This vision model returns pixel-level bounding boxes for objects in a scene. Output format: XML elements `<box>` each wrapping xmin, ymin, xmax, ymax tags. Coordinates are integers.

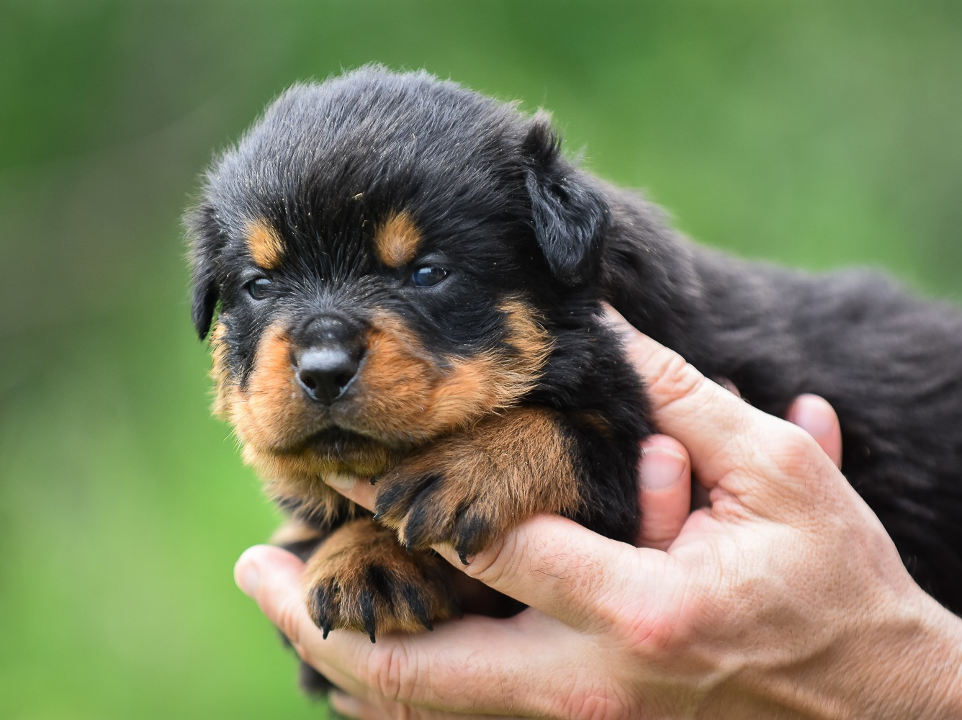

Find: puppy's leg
<box><xmin>373</xmin><ymin>407</ymin><xmax>587</xmax><ymax>561</ymax></box>
<box><xmin>304</xmin><ymin>517</ymin><xmax>458</xmax><ymax>642</ymax></box>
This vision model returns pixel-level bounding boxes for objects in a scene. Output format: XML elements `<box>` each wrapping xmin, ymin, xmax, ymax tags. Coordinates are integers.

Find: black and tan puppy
<box><xmin>187</xmin><ymin>67</ymin><xmax>962</xmax><ymax>661</ymax></box>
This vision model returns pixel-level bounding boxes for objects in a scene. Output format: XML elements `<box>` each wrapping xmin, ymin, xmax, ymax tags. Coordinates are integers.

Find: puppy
<box><xmin>187</xmin><ymin>67</ymin><xmax>962</xmax><ymax>660</ymax></box>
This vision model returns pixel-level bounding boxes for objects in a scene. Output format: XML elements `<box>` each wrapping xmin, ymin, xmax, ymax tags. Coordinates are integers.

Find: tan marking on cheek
<box><xmin>374</xmin><ymin>211</ymin><xmax>422</xmax><ymax>268</ymax></box>
<box><xmin>428</xmin><ymin>299</ymin><xmax>553</xmax><ymax>428</ymax></box>
<box><xmin>245</xmin><ymin>218</ymin><xmax>285</xmax><ymax>269</ymax></box>
<box><xmin>499</xmin><ymin>298</ymin><xmax>554</xmax><ymax>375</ymax></box>
<box><xmin>230</xmin><ymin>326</ymin><xmax>304</xmax><ymax>451</ymax></box>
<box><xmin>349</xmin><ymin>302</ymin><xmax>553</xmax><ymax>443</ymax></box>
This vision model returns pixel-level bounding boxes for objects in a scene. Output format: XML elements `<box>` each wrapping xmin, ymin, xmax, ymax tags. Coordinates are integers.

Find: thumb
<box><xmin>435</xmin><ymin>515</ymin><xmax>675</xmax><ymax>631</ymax></box>
<box><xmin>636</xmin><ymin>436</ymin><xmax>692</xmax><ymax>550</ymax></box>
<box><xmin>234</xmin><ymin>545</ymin><xmax>315</xmax><ymax>650</ymax></box>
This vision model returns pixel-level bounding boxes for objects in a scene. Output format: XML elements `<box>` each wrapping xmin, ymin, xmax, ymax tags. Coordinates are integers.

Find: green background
<box><xmin>2</xmin><ymin>1</ymin><xmax>960</xmax><ymax>718</ymax></box>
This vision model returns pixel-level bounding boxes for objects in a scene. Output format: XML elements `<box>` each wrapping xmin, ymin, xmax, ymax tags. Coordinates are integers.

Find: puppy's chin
<box><xmin>241</xmin><ymin>425</ymin><xmax>399</xmax><ymax>480</ymax></box>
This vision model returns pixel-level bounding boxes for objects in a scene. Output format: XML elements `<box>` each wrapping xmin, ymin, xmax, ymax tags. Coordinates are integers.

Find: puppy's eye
<box><xmin>410</xmin><ymin>265</ymin><xmax>448</xmax><ymax>288</ymax></box>
<box><xmin>244</xmin><ymin>277</ymin><xmax>272</xmax><ymax>300</ymax></box>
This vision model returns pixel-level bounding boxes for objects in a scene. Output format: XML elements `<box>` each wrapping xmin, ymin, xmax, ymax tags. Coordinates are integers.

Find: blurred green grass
<box><xmin>1</xmin><ymin>1</ymin><xmax>961</xmax><ymax>717</ymax></box>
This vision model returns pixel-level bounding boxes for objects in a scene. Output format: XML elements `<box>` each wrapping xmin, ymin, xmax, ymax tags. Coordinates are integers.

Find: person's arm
<box><xmin>234</xmin><ymin>310</ymin><xmax>962</xmax><ymax>719</ymax></box>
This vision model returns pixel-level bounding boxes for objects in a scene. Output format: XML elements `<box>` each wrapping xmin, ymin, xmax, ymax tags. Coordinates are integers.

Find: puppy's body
<box><xmin>188</xmin><ymin>67</ymin><xmax>962</xmax><ymax>663</ymax></box>
<box><xmin>609</xmin><ymin>193</ymin><xmax>962</xmax><ymax>604</ymax></box>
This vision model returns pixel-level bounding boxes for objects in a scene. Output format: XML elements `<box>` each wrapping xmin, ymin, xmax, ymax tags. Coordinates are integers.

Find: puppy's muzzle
<box><xmin>293</xmin><ymin>314</ymin><xmax>366</xmax><ymax>405</ymax></box>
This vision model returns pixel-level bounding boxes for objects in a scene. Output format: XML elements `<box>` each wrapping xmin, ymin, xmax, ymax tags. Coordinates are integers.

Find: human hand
<box><xmin>635</xmin><ymin>388</ymin><xmax>842</xmax><ymax>552</ymax></box>
<box><xmin>234</xmin><ymin>309</ymin><xmax>962</xmax><ymax>719</ymax></box>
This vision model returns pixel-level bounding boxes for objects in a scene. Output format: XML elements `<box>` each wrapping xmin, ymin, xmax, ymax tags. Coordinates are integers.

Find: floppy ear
<box><xmin>185</xmin><ymin>202</ymin><xmax>224</xmax><ymax>339</ymax></box>
<box><xmin>522</xmin><ymin>113</ymin><xmax>609</xmax><ymax>286</ymax></box>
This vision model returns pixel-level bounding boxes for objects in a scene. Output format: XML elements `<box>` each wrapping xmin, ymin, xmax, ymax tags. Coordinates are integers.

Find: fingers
<box><xmin>605</xmin><ymin>307</ymin><xmax>769</xmax><ymax>484</ymax></box>
<box><xmin>430</xmin><ymin>514</ymin><xmax>678</xmax><ymax>636</ymax></box>
<box><xmin>329</xmin><ymin>690</ymin><xmax>525</xmax><ymax>720</ymax></box>
<box><xmin>636</xmin><ymin>436</ymin><xmax>692</xmax><ymax>550</ymax></box>
<box><xmin>320</xmin><ymin>473</ymin><xmax>377</xmax><ymax>511</ymax></box>
<box><xmin>787</xmin><ymin>394</ymin><xmax>843</xmax><ymax>468</ymax></box>
<box><xmin>233</xmin><ymin>545</ymin><xmax>384</xmax><ymax>695</ymax></box>
<box><xmin>605</xmin><ymin>307</ymin><xmax>838</xmax><ymax>507</ymax></box>
<box><xmin>635</xmin><ymin>395</ymin><xmax>840</xmax><ymax>550</ymax></box>
<box><xmin>234</xmin><ymin>545</ymin><xmax>326</xmax><ymax>651</ymax></box>
<box><xmin>235</xmin><ymin>546</ymin><xmax>594</xmax><ymax>717</ymax></box>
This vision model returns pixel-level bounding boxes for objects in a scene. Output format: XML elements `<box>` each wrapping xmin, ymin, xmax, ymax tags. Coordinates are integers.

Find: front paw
<box><xmin>373</xmin><ymin>409</ymin><xmax>582</xmax><ymax>561</ymax></box>
<box><xmin>303</xmin><ymin>518</ymin><xmax>457</xmax><ymax>642</ymax></box>
<box><xmin>374</xmin><ymin>468</ymin><xmax>503</xmax><ymax>563</ymax></box>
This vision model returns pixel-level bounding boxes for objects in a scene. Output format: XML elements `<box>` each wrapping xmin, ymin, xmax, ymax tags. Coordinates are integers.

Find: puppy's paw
<box><xmin>373</xmin><ymin>466</ymin><xmax>507</xmax><ymax>563</ymax></box>
<box><xmin>373</xmin><ymin>408</ymin><xmax>582</xmax><ymax>561</ymax></box>
<box><xmin>303</xmin><ymin>517</ymin><xmax>457</xmax><ymax>642</ymax></box>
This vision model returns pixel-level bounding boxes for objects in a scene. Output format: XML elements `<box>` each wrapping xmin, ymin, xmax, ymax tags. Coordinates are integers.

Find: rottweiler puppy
<box><xmin>187</xmin><ymin>67</ymin><xmax>962</xmax><ymax>662</ymax></box>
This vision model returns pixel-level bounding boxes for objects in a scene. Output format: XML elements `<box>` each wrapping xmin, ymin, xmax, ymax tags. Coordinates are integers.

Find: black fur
<box><xmin>188</xmin><ymin>64</ymin><xmax>962</xmax><ymax>667</ymax></box>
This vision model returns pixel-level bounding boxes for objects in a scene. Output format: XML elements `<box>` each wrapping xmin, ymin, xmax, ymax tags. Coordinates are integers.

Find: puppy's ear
<box><xmin>185</xmin><ymin>202</ymin><xmax>224</xmax><ymax>339</ymax></box>
<box><xmin>522</xmin><ymin>113</ymin><xmax>608</xmax><ymax>286</ymax></box>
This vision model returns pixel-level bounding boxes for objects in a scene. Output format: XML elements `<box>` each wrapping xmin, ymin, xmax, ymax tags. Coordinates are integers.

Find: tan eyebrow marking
<box><xmin>374</xmin><ymin>211</ymin><xmax>422</xmax><ymax>268</ymax></box>
<box><xmin>245</xmin><ymin>218</ymin><xmax>284</xmax><ymax>269</ymax></box>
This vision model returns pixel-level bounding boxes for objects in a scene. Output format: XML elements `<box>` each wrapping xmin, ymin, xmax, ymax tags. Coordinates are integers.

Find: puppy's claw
<box><xmin>404</xmin><ymin>583</ymin><xmax>434</xmax><ymax>631</ymax></box>
<box><xmin>308</xmin><ymin>585</ymin><xmax>335</xmax><ymax>635</ymax></box>
<box><xmin>360</xmin><ymin>591</ymin><xmax>378</xmax><ymax>644</ymax></box>
<box><xmin>412</xmin><ymin>603</ymin><xmax>433</xmax><ymax>631</ymax></box>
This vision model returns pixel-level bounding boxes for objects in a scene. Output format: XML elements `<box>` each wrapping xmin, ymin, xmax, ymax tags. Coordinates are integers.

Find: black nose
<box><xmin>293</xmin><ymin>315</ymin><xmax>365</xmax><ymax>404</ymax></box>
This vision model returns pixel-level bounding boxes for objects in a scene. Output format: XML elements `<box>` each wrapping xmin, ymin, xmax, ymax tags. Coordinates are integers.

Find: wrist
<box><xmin>713</xmin><ymin>583</ymin><xmax>962</xmax><ymax>719</ymax></box>
<box><xmin>832</xmin><ymin>587</ymin><xmax>962</xmax><ymax>719</ymax></box>
<box><xmin>904</xmin><ymin>595</ymin><xmax>962</xmax><ymax>719</ymax></box>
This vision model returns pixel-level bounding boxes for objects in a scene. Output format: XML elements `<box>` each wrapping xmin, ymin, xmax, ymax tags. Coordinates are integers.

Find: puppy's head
<box><xmin>186</xmin><ymin>67</ymin><xmax>608</xmax><ymax>485</ymax></box>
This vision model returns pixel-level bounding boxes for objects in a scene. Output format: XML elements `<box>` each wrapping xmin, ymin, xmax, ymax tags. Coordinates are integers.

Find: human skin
<box><xmin>234</xmin><ymin>309</ymin><xmax>962</xmax><ymax>719</ymax></box>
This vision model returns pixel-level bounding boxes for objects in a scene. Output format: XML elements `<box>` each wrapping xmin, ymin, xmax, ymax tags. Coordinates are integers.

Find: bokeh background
<box><xmin>2</xmin><ymin>1</ymin><xmax>961</xmax><ymax>717</ymax></box>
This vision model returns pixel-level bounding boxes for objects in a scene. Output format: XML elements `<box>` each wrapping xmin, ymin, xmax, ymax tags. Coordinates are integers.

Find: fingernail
<box><xmin>235</xmin><ymin>553</ymin><xmax>260</xmax><ymax>597</ymax></box>
<box><xmin>325</xmin><ymin>472</ymin><xmax>358</xmax><ymax>492</ymax></box>
<box><xmin>640</xmin><ymin>445</ymin><xmax>687</xmax><ymax>490</ymax></box>
<box><xmin>789</xmin><ymin>395</ymin><xmax>835</xmax><ymax>438</ymax></box>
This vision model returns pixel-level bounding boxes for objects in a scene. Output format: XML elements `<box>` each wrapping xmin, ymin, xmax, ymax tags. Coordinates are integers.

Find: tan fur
<box><xmin>214</xmin><ymin>322</ymin><xmax>394</xmax><ymax>524</ymax></box>
<box><xmin>374</xmin><ymin>211</ymin><xmax>421</xmax><ymax>268</ymax></box>
<box><xmin>211</xmin><ymin>300</ymin><xmax>551</xmax><ymax>528</ymax></box>
<box><xmin>352</xmin><ymin>300</ymin><xmax>552</xmax><ymax>442</ymax></box>
<box><xmin>303</xmin><ymin>517</ymin><xmax>455</xmax><ymax>634</ymax></box>
<box><xmin>209</xmin><ymin>321</ymin><xmax>231</xmax><ymax>419</ymax></box>
<box><xmin>379</xmin><ymin>406</ymin><xmax>583</xmax><ymax>548</ymax></box>
<box><xmin>245</xmin><ymin>218</ymin><xmax>284</xmax><ymax>269</ymax></box>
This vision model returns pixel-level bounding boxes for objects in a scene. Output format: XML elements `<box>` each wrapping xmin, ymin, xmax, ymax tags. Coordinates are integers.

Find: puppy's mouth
<box><xmin>279</xmin><ymin>425</ymin><xmax>384</xmax><ymax>456</ymax></box>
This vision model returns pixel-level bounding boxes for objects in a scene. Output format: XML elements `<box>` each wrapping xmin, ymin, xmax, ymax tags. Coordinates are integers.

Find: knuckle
<box><xmin>644</xmin><ymin>351</ymin><xmax>706</xmax><ymax>413</ymax></box>
<box><xmin>618</xmin><ymin>604</ymin><xmax>679</xmax><ymax>656</ymax></box>
<box><xmin>364</xmin><ymin>642</ymin><xmax>415</xmax><ymax>704</ymax></box>
<box><xmin>461</xmin><ymin>533</ymin><xmax>516</xmax><ymax>586</ymax></box>
<box><xmin>770</xmin><ymin>424</ymin><xmax>823</xmax><ymax>476</ymax></box>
